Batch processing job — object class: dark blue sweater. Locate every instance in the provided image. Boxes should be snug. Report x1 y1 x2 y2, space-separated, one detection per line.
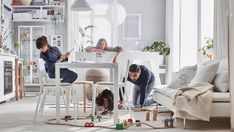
127 65 155 106
40 47 67 78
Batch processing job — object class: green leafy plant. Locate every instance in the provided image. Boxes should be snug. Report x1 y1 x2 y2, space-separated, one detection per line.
199 37 213 56
143 41 170 56
78 25 96 51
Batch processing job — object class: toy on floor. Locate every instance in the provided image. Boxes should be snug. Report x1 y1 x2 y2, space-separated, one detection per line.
164 118 174 128
116 123 124 130
153 109 158 121
146 111 150 121
88 115 102 122
85 122 94 127
45 117 173 130
64 115 72 121
135 120 141 127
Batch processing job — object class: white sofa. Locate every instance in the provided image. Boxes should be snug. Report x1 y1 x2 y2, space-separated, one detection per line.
153 59 230 127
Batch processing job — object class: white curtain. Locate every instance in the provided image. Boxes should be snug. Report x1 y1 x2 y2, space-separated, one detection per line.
165 0 180 83
213 0 229 60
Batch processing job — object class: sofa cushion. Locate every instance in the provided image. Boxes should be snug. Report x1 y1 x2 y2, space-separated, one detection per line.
212 92 230 102
213 71 229 92
155 87 230 102
189 62 219 85
218 58 228 73
168 65 197 89
155 86 176 98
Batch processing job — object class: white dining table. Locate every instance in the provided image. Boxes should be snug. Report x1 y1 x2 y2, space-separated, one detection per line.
55 62 119 124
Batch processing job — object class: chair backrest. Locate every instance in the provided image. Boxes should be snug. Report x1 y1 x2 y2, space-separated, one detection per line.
75 52 96 62
37 58 48 84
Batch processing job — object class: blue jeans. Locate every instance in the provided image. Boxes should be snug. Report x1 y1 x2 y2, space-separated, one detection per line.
132 80 155 108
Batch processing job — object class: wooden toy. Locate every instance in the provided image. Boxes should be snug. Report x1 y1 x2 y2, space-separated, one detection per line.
116 123 124 130
64 115 72 121
146 111 150 121
85 122 94 127
128 118 133 124
123 120 128 127
153 109 157 121
135 120 141 127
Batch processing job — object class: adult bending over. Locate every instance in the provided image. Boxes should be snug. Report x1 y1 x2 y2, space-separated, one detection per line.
127 64 155 108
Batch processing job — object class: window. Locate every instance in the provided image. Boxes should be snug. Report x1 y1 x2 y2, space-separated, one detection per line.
200 0 214 61
173 0 198 71
78 4 111 47
172 0 214 71
180 0 198 68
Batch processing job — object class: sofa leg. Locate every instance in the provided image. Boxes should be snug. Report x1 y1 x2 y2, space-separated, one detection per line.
183 118 186 129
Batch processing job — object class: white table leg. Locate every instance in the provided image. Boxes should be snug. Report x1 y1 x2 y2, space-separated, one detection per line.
55 65 60 123
113 65 118 124
110 68 113 82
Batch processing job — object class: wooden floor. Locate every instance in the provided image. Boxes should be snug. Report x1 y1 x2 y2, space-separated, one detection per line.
0 93 231 132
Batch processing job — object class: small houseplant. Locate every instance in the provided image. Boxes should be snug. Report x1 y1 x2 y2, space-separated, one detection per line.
199 37 213 60
143 41 170 56
78 25 96 52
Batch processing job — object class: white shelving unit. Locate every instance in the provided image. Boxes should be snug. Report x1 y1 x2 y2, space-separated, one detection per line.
11 5 65 22
18 26 45 86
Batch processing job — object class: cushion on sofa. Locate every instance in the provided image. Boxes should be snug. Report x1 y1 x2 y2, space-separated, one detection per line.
167 65 197 89
213 71 229 92
212 92 230 102
155 86 176 98
189 62 219 85
218 58 228 72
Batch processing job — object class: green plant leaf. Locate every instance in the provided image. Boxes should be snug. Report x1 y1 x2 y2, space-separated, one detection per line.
84 25 96 31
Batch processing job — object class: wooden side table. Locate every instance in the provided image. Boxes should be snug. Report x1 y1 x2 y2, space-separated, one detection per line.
15 58 24 100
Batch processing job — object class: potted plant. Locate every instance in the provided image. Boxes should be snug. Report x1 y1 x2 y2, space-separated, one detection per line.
78 25 96 52
143 41 170 56
199 37 213 60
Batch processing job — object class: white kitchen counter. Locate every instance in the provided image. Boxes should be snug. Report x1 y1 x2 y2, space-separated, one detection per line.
0 54 16 102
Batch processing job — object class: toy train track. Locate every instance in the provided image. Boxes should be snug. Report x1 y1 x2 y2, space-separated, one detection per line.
45 118 171 130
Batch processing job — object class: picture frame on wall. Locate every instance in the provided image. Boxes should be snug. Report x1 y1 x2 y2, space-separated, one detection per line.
123 13 142 40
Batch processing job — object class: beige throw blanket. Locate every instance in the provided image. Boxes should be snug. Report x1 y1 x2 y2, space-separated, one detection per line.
172 82 213 121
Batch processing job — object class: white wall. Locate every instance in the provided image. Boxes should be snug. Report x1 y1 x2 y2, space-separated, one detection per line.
118 0 166 51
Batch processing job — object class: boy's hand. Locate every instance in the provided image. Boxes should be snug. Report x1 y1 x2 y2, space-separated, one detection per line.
118 101 123 109
65 52 70 58
57 55 66 62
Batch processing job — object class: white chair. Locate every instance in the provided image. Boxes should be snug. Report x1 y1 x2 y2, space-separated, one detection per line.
93 60 131 114
72 81 94 115
33 58 74 123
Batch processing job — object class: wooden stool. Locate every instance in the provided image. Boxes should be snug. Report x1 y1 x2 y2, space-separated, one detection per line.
15 58 24 100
